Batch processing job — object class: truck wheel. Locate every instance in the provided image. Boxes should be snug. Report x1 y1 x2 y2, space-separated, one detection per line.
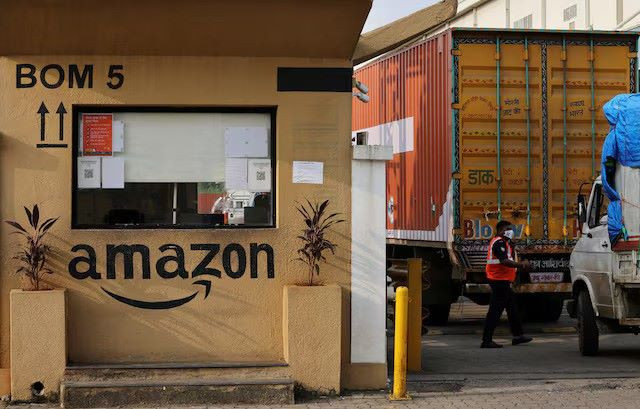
424 303 451 326
540 298 564 322
578 290 599 356
524 295 564 322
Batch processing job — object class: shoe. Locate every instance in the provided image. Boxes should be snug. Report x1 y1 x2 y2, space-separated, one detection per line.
512 336 533 345
480 341 503 348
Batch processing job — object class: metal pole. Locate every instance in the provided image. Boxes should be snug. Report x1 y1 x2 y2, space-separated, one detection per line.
562 36 568 243
589 37 596 181
525 37 531 243
496 36 502 221
390 286 410 401
407 258 422 372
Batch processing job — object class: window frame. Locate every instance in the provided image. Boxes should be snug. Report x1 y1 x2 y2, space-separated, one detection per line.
71 105 277 230
587 183 607 230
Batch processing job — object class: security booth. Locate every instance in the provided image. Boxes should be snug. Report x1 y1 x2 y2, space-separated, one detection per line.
0 0 390 405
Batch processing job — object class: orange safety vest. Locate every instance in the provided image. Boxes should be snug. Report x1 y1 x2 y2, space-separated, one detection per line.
485 236 517 282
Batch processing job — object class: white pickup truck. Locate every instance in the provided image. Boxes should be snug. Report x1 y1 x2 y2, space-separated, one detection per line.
568 167 640 355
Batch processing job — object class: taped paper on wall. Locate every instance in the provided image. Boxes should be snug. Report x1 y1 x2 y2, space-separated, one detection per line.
225 158 248 190
248 159 272 192
82 114 113 156
224 127 269 158
292 161 323 184
78 157 101 189
112 121 124 152
102 157 125 189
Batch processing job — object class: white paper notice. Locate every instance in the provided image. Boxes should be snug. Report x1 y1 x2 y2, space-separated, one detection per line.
292 161 323 184
225 158 248 190
78 157 101 189
248 159 272 192
102 157 125 189
112 121 125 152
224 127 269 158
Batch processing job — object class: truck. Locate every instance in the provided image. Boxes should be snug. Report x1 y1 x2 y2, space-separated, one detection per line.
352 28 640 324
568 94 640 355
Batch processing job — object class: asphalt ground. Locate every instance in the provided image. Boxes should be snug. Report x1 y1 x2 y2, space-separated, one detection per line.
390 298 640 384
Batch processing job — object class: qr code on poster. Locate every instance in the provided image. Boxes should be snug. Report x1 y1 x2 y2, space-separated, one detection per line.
256 171 266 181
84 169 94 179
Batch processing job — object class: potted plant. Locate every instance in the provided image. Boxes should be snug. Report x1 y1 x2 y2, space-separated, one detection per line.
6 205 58 290
294 199 344 286
283 199 345 395
6 205 66 402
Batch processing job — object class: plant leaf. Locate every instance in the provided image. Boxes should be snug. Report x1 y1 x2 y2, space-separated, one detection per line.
39 217 58 234
5 221 28 234
318 200 329 217
32 205 40 229
24 207 33 227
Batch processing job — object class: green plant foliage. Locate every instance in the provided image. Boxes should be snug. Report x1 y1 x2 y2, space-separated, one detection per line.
295 199 344 286
5 205 58 291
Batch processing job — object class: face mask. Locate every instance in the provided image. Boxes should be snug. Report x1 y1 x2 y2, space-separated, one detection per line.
503 229 514 240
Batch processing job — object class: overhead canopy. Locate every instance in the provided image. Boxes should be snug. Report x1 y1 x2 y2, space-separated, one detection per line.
353 0 457 64
0 0 372 59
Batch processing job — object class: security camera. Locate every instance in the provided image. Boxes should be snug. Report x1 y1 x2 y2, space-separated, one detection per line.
353 92 370 103
353 79 369 94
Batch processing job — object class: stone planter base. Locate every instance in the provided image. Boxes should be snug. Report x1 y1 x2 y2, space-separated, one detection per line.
10 289 66 401
283 285 342 394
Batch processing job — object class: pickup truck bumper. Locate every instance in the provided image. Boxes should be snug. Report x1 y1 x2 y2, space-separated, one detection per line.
465 283 572 294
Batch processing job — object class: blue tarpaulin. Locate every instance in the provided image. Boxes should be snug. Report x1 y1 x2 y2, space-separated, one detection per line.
601 93 640 242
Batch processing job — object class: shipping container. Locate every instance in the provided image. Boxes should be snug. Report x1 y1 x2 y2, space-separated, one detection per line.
353 28 640 324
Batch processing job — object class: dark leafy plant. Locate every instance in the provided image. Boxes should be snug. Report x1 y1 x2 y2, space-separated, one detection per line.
295 199 344 286
5 205 58 291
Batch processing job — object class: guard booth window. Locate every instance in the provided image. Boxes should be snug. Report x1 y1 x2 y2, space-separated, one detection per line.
72 108 275 229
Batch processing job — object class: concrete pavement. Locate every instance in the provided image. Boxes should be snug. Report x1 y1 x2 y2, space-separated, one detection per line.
5 378 640 408
414 333 640 380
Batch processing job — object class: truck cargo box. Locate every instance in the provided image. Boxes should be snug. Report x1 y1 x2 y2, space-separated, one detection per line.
353 28 639 271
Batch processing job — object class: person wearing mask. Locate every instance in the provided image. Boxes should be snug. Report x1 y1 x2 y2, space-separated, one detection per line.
481 220 533 348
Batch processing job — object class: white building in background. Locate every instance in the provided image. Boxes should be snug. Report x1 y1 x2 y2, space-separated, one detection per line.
429 0 640 34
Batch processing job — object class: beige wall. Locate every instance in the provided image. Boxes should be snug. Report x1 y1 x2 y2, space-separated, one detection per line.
442 0 638 32
0 55 353 366
510 0 542 28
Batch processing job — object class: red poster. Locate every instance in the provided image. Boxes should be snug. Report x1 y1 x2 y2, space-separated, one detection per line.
82 114 113 155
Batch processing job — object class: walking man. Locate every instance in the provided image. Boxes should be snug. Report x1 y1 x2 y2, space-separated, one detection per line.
481 220 533 348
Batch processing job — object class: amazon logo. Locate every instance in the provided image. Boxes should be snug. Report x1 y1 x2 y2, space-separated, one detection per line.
68 243 274 310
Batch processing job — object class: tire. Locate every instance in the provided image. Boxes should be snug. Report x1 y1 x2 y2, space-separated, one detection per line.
424 303 451 326
523 295 564 322
467 293 490 306
577 290 599 356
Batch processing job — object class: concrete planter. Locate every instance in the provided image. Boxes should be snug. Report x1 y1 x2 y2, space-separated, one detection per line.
283 285 342 395
10 289 66 402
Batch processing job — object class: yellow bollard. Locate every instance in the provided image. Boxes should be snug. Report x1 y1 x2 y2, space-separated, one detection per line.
389 286 410 400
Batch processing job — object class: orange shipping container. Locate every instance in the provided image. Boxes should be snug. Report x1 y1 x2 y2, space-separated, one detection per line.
353 28 639 251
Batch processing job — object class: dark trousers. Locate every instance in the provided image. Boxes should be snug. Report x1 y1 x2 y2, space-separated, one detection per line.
482 280 523 342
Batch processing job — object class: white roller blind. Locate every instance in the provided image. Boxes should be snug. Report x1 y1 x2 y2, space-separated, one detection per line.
80 112 270 183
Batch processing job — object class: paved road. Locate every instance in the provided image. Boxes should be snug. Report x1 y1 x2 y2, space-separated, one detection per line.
405 299 640 380
416 333 640 380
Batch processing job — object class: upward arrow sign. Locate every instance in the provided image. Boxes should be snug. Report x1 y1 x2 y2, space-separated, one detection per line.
37 102 49 142
56 103 67 141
